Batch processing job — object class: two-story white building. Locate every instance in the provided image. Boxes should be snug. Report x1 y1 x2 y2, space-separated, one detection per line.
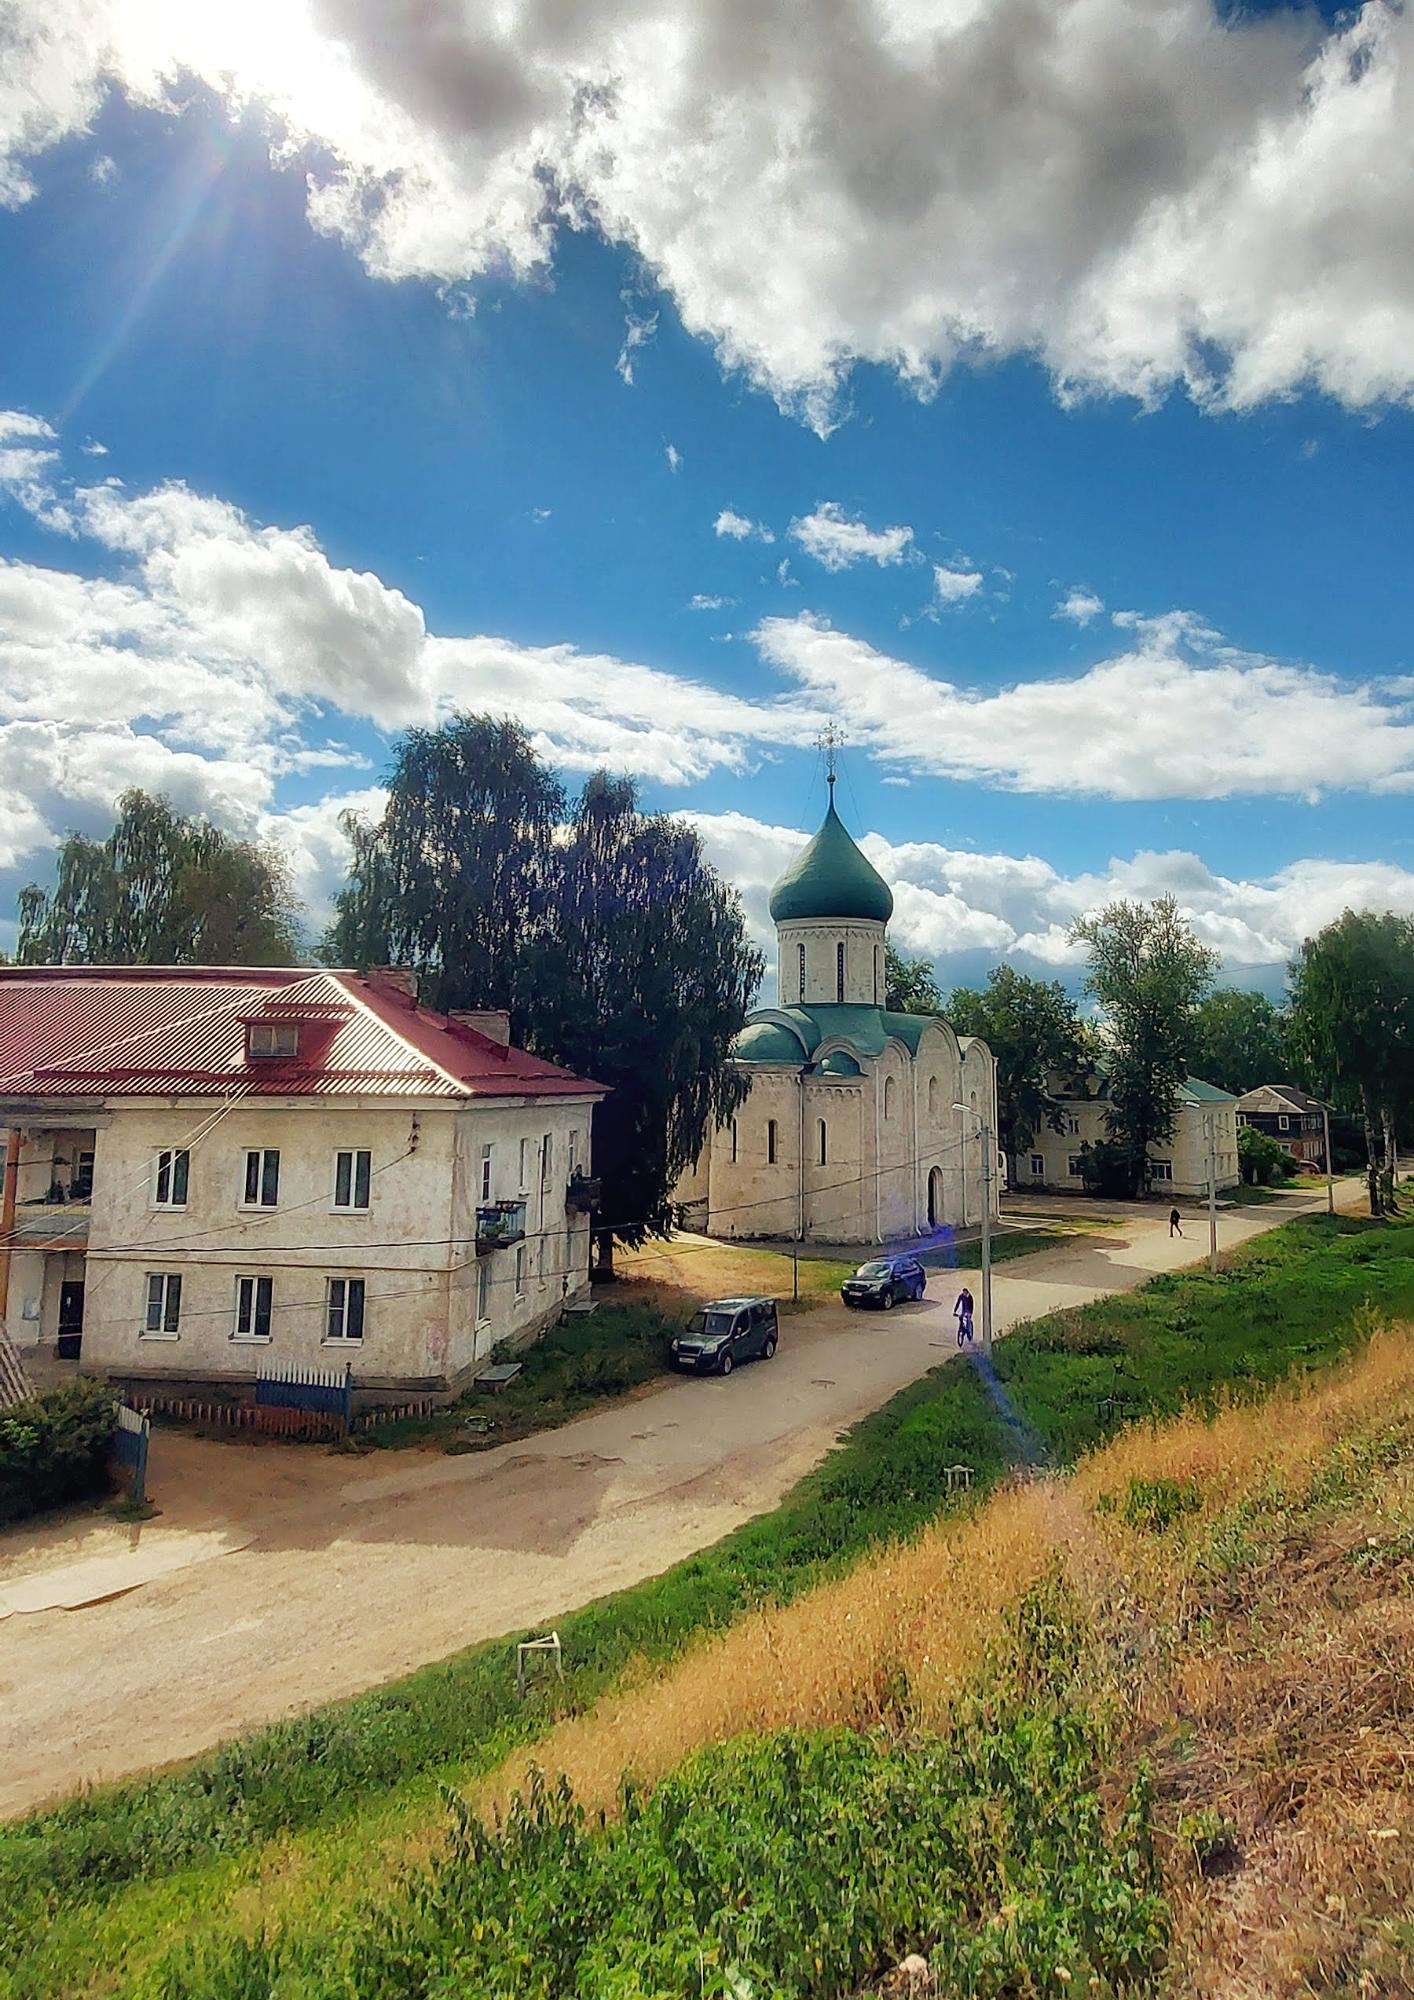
0 967 604 1396
1013 1068 1240 1198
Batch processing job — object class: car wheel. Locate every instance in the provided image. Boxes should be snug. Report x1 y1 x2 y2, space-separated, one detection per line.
719 1351 734 1376
882 1289 896 1309
914 1280 926 1300
763 1334 777 1359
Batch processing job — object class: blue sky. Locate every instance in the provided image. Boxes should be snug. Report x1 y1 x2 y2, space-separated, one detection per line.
1 0 1413 996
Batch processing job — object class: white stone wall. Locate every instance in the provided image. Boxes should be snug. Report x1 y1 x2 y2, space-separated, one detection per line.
775 920 887 1007
4 1092 597 1390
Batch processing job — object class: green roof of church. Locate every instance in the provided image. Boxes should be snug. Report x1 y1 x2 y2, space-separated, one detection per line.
731 1004 942 1065
768 799 894 925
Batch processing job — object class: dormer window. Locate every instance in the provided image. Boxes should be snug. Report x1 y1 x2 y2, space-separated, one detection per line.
248 1022 299 1060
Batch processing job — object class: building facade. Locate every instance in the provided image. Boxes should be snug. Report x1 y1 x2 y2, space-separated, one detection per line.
1014 1071 1240 1198
0 967 604 1395
1236 1085 1328 1170
679 790 999 1244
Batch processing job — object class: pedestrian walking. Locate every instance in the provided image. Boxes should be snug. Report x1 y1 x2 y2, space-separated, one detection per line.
954 1285 974 1347
1169 1207 1182 1237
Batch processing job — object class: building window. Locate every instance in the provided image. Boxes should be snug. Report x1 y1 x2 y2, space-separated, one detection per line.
818 1119 828 1166
480 1143 494 1203
767 1118 778 1165
730 1118 738 1164
1066 1155 1084 1178
333 1149 372 1212
325 1277 365 1343
247 1021 299 1060
477 1261 490 1324
875 944 881 1002
569 1129 580 1176
72 1150 94 1201
518 1136 530 1188
143 1272 182 1338
836 940 845 1002
154 1148 190 1209
927 1077 938 1118
1030 1154 1044 1176
1278 1114 1289 1131
233 1274 273 1342
1150 1159 1173 1181
798 942 807 1002
541 1133 553 1187
242 1149 280 1208
515 1244 527 1298
884 1076 896 1120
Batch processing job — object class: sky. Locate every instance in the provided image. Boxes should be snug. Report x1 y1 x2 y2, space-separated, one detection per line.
1 0 1413 1002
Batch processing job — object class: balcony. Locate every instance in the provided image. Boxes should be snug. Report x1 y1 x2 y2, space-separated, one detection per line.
11 1200 90 1249
475 1200 527 1253
566 1171 601 1214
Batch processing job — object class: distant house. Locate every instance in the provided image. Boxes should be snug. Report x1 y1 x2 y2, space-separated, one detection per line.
0 967 605 1395
1236 1085 1328 1171
1014 1069 1240 1198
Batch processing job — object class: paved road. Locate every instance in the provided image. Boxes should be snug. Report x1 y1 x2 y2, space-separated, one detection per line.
0 1183 1360 1816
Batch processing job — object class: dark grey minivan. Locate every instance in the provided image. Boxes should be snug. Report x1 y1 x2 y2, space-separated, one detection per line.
672 1295 779 1376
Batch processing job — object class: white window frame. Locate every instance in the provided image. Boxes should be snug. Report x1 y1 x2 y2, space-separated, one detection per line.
232 1273 274 1344
324 1276 365 1344
568 1128 580 1176
142 1271 183 1339
480 1143 494 1204
152 1147 190 1210
514 1243 527 1301
1030 1154 1045 1176
247 1021 299 1060
518 1136 531 1191
241 1148 280 1210
1278 1114 1289 1131
540 1132 553 1189
1066 1155 1084 1178
332 1148 372 1213
1150 1159 1173 1182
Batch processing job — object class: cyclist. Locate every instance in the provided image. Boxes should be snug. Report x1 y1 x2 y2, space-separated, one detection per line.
954 1285 975 1348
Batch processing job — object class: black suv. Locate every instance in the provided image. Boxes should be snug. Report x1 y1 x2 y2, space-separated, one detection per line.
841 1254 927 1310
672 1296 779 1375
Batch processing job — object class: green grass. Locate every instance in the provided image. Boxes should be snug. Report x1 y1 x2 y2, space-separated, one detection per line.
359 1298 677 1450
4 1214 1413 1997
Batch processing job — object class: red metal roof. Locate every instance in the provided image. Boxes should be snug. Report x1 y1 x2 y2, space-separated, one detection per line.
0 968 605 1103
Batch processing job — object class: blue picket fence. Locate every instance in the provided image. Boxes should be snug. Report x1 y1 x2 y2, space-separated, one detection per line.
112 1403 150 1503
255 1361 353 1426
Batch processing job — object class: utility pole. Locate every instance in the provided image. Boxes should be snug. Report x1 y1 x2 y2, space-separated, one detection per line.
980 1116 993 1358
1206 1112 1218 1275
1323 1101 1334 1215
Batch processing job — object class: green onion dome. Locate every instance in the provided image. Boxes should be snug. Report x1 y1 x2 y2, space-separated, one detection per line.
768 802 894 925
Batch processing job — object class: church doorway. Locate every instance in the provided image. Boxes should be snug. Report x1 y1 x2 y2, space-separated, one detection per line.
927 1167 944 1230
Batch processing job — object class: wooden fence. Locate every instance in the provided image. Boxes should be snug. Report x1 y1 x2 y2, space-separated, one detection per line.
0 1334 33 1409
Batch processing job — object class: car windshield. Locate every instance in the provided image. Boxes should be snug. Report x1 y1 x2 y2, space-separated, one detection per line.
856 1262 891 1279
686 1310 735 1338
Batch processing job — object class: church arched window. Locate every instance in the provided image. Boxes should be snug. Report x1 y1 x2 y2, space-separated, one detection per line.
884 1076 896 1121
818 1118 828 1166
798 942 807 1003
767 1118 778 1165
730 1118 738 1164
875 945 881 1002
836 940 845 1002
928 1076 938 1118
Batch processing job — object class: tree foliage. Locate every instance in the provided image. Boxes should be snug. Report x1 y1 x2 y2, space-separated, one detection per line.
947 967 1086 1165
328 720 762 1261
1287 909 1414 1215
323 717 562 1016
1238 1125 1297 1187
883 944 942 1015
17 790 302 967
1070 896 1218 1196
1188 987 1289 1096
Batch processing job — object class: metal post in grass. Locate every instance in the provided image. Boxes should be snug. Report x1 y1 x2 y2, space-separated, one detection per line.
1323 1102 1335 1215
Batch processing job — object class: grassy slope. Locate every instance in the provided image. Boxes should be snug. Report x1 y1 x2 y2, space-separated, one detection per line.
4 1214 1413 1996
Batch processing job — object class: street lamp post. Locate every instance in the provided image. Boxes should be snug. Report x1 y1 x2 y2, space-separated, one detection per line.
955 1104 994 1358
1205 1112 1219 1276
1322 1101 1334 1216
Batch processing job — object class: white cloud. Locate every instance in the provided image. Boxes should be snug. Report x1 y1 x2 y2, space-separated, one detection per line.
530 506 551 523
688 809 1414 990
615 306 658 386
790 503 913 572
664 442 682 472
5 2 1413 426
1054 587 1103 626
0 409 59 509
79 437 108 456
87 152 114 185
714 507 773 543
688 592 733 611
932 563 983 606
753 610 1414 802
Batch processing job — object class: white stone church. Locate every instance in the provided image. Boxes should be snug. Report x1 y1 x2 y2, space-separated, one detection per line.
678 786 999 1245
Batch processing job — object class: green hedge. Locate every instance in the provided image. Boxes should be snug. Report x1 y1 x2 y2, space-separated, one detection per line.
0 1377 118 1527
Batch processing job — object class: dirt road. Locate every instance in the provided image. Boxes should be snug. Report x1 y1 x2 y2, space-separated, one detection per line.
0 1185 1357 1816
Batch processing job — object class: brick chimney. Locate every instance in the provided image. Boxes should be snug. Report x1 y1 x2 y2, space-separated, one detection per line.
450 1009 511 1048
369 967 418 1002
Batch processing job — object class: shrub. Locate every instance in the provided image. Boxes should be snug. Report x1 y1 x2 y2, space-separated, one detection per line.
0 1377 117 1528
